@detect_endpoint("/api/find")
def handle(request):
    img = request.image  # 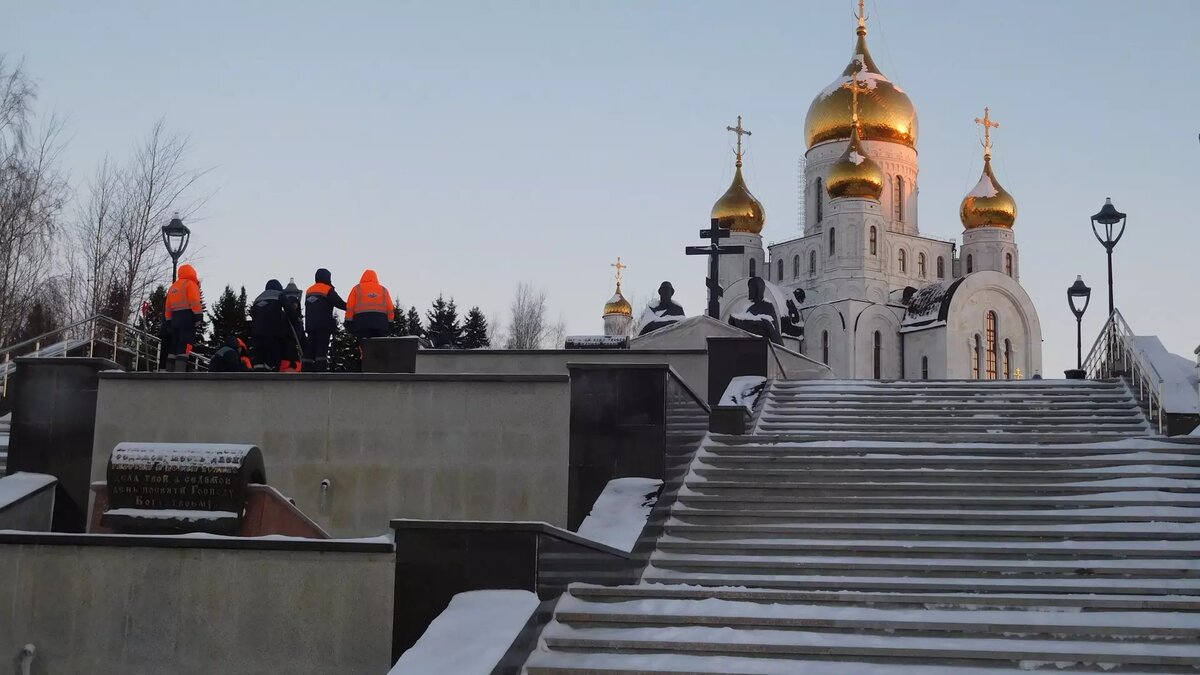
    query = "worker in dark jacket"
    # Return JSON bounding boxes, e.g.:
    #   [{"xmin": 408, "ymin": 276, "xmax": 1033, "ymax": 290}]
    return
[
  {"xmin": 164, "ymin": 263, "xmax": 203, "ymax": 372},
  {"xmin": 209, "ymin": 335, "xmax": 251, "ymax": 372},
  {"xmin": 250, "ymin": 280, "xmax": 288, "ymax": 371},
  {"xmin": 303, "ymin": 268, "xmax": 347, "ymax": 372},
  {"xmin": 280, "ymin": 278, "xmax": 306, "ymax": 372},
  {"xmin": 345, "ymin": 269, "xmax": 394, "ymax": 341}
]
